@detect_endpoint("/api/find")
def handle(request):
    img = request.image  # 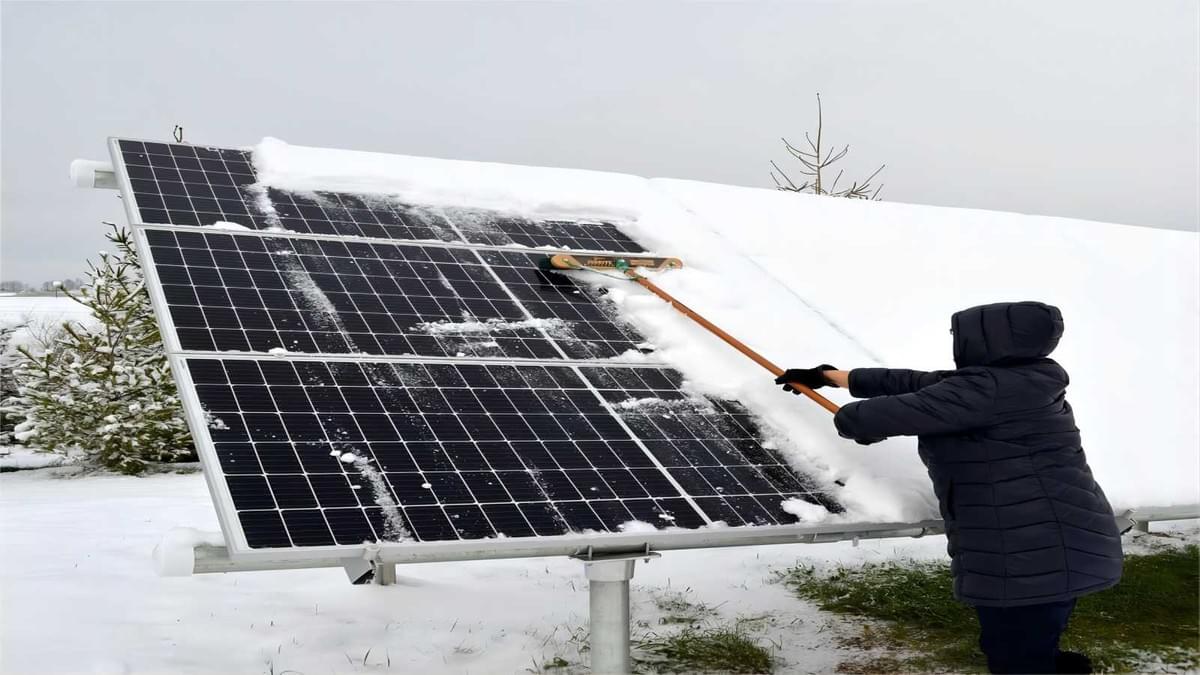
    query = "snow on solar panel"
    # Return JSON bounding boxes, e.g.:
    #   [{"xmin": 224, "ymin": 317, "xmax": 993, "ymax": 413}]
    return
[{"xmin": 109, "ymin": 137, "xmax": 839, "ymax": 558}]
